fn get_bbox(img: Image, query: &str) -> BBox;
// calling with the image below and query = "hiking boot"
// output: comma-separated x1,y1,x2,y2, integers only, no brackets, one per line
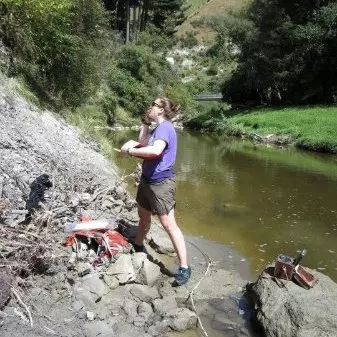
174,266,191,286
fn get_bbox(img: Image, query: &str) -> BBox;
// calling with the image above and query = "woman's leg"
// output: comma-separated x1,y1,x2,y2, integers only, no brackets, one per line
135,205,152,246
157,208,188,268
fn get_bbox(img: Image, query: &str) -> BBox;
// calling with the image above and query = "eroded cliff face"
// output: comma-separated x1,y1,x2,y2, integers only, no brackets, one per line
0,73,118,208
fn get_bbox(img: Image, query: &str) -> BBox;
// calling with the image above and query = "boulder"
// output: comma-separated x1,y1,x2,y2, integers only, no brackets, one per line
106,255,135,284
246,267,337,337
166,307,197,332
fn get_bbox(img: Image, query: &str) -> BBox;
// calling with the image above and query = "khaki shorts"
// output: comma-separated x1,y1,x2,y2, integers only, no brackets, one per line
136,177,176,215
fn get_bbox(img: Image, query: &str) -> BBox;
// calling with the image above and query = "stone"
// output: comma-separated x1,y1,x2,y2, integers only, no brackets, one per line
73,287,97,308
72,299,85,312
152,296,178,317
81,274,110,298
146,320,171,336
246,267,337,337
142,259,161,286
137,301,154,322
106,255,135,284
133,315,146,327
83,321,114,337
103,275,119,289
130,284,160,303
123,298,138,323
132,252,147,271
166,307,198,332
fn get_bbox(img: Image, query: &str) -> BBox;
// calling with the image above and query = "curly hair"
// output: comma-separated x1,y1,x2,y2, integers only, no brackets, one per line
157,96,181,120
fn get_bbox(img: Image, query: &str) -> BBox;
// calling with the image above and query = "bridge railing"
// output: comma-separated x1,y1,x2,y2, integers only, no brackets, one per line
193,93,223,101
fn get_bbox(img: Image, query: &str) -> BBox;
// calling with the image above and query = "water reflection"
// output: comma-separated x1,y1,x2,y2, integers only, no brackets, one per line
107,129,337,281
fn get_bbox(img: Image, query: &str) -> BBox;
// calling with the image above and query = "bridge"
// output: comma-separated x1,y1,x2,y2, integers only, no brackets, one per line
193,93,223,101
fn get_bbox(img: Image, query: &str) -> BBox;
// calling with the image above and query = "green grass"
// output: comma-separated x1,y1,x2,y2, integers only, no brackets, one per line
63,105,107,132
15,78,41,108
229,106,337,153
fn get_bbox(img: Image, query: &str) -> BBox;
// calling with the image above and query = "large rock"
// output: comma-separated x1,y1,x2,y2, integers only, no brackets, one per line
166,307,197,332
106,255,135,284
246,267,337,337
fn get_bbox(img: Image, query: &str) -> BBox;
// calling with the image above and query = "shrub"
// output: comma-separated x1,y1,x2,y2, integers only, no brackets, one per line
108,66,153,116
179,31,198,48
137,28,172,52
107,43,195,119
206,64,218,76
0,0,111,108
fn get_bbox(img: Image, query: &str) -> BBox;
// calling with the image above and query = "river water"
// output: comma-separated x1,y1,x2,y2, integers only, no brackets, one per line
107,129,337,282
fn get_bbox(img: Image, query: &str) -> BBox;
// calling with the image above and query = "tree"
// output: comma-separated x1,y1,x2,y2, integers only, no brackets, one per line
150,0,186,36
220,0,337,106
0,0,111,107
102,0,186,42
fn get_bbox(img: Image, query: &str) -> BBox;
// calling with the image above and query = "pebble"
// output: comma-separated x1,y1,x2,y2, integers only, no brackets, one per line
86,311,95,321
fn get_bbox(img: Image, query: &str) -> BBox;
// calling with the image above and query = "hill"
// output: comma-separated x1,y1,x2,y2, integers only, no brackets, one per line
177,0,250,44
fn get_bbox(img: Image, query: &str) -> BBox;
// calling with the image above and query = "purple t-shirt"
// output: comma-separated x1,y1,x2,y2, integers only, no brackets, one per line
142,121,177,183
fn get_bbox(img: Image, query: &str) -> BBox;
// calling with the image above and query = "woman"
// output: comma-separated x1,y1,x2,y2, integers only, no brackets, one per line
121,96,191,286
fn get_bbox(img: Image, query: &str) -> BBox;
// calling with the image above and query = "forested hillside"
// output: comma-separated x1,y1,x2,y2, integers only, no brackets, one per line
1,0,337,151
0,0,194,126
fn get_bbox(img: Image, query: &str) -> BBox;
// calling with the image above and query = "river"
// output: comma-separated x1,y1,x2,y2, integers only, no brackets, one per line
107,129,337,283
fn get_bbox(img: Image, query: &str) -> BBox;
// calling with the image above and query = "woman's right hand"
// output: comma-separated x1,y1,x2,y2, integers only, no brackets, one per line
142,108,152,125
121,140,141,153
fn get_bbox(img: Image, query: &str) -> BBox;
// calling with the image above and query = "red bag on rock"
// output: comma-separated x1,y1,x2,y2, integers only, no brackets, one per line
274,250,318,289
293,265,318,289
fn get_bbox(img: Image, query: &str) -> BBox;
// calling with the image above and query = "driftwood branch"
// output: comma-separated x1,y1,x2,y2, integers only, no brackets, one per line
185,239,216,337
12,287,33,328
0,176,4,198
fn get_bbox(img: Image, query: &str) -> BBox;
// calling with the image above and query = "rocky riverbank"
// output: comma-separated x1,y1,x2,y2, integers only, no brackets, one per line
0,72,256,337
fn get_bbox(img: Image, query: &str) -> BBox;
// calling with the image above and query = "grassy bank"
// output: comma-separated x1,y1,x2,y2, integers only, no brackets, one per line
186,105,337,154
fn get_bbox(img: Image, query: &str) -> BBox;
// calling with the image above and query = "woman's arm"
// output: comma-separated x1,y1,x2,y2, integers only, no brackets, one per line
138,124,150,146
128,139,166,158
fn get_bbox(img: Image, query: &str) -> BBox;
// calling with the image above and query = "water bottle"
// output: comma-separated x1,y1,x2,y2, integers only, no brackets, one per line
64,219,117,235
293,249,307,267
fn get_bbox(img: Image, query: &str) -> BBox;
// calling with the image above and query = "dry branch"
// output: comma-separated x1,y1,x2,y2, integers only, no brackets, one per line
12,287,33,327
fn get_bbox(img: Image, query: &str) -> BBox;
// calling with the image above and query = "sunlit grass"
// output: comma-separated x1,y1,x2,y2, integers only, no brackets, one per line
230,106,337,152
